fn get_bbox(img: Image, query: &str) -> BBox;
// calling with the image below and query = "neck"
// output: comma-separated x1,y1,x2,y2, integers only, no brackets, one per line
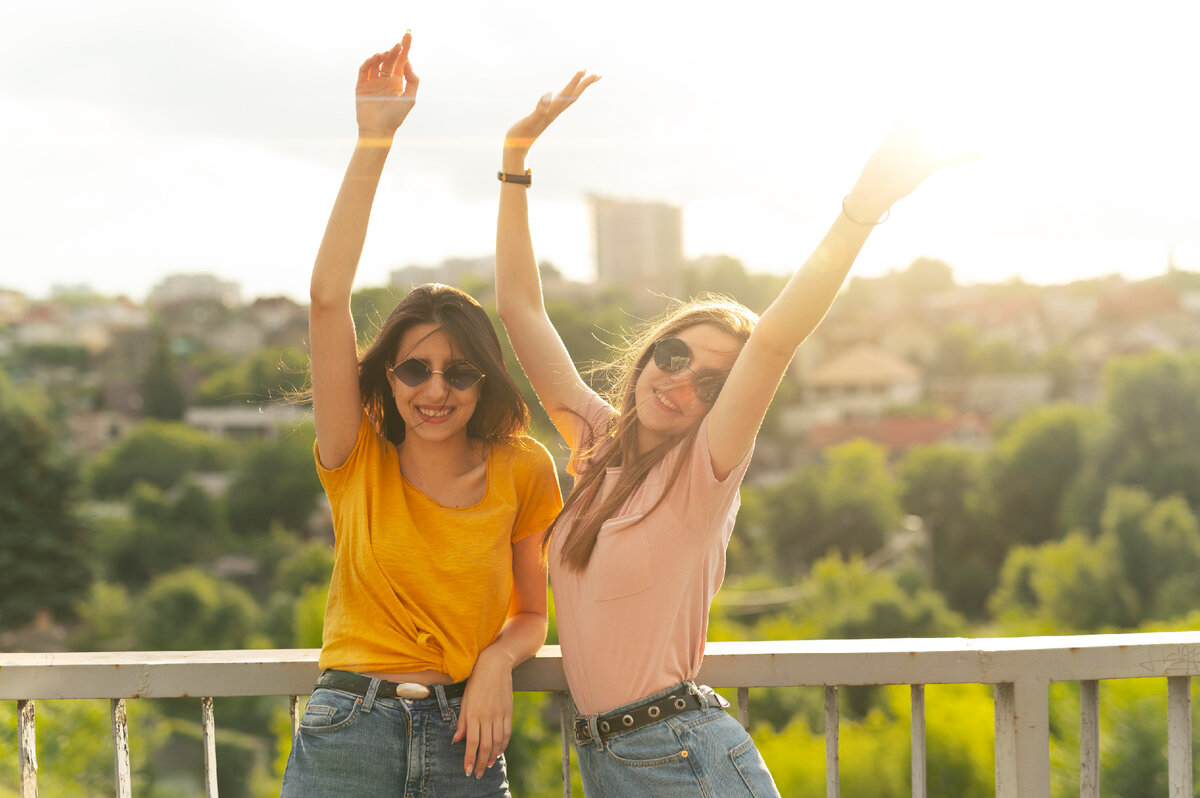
397,432,483,479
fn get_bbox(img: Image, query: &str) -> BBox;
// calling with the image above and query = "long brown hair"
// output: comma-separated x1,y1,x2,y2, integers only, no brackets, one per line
547,294,758,570
358,283,530,444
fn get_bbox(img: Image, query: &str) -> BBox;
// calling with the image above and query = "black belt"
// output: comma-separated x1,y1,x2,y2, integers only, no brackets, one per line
315,670,466,701
573,685,725,745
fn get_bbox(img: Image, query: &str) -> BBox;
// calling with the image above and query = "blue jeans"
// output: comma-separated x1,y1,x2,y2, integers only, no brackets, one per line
280,676,510,798
574,683,780,798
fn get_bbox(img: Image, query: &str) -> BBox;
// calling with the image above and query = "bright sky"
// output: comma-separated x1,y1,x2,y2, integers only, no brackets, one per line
2,1,1198,303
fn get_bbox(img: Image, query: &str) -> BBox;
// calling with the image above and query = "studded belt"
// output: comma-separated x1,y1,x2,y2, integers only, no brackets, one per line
315,669,467,701
572,684,724,745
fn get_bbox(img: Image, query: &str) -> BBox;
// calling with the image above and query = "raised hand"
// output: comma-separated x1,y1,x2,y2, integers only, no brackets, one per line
504,71,600,154
846,122,979,221
355,31,420,139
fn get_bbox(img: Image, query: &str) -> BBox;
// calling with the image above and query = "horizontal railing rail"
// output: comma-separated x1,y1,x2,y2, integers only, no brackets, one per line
4,632,1200,797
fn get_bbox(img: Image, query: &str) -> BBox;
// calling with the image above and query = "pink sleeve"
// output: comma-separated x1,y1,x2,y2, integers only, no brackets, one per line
564,391,618,478
683,414,755,520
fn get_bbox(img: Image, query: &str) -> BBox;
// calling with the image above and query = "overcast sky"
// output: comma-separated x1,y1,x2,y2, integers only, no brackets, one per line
2,1,1198,302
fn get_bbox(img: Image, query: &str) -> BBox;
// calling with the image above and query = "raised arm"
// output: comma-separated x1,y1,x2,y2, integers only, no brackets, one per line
495,72,600,440
706,125,971,477
310,35,419,469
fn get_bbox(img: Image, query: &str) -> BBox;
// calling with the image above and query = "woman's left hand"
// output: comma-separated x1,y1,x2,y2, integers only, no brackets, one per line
453,652,515,779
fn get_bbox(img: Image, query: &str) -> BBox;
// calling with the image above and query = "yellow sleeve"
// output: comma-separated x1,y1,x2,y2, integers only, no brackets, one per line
510,438,564,543
313,411,378,498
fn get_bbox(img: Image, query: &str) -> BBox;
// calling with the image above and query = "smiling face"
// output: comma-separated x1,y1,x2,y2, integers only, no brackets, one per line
632,322,742,450
385,322,481,446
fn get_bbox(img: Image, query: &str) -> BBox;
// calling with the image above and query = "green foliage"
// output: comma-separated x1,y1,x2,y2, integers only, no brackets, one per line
0,371,91,627
194,346,309,405
98,480,224,588
70,581,135,650
988,403,1094,547
751,440,901,576
1099,486,1200,618
142,330,185,419
1101,351,1200,508
0,699,166,797
225,426,322,535
134,569,261,650
88,419,233,498
989,532,1137,633
899,444,1001,616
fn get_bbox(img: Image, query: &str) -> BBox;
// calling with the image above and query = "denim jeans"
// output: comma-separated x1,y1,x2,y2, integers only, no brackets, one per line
280,676,510,798
574,683,780,798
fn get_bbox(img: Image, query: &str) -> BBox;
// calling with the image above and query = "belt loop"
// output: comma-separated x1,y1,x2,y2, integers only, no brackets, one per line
684,680,702,700
434,684,453,721
587,712,603,751
361,677,382,713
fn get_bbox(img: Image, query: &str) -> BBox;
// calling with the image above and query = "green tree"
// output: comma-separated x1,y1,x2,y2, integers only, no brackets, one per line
88,419,232,498
0,370,91,627
100,480,224,587
134,569,261,650
226,426,322,535
141,330,185,419
989,404,1094,547
194,346,309,405
988,532,1137,632
899,445,1002,617
1101,351,1200,508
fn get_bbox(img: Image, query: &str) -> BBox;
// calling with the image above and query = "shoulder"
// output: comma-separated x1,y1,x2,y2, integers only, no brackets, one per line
494,434,557,469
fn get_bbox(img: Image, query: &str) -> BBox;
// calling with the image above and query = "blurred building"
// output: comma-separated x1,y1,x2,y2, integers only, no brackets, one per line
148,273,240,309
589,196,683,300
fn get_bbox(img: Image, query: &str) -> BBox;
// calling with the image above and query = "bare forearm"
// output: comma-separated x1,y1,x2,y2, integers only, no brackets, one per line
495,148,545,320
753,187,886,356
474,610,548,674
310,139,392,309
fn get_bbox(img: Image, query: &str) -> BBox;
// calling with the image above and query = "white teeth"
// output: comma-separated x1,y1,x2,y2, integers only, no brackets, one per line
654,389,678,411
420,407,452,417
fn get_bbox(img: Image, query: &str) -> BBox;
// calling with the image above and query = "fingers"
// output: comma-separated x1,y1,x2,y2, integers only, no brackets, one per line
401,59,420,98
463,720,480,777
472,723,494,778
382,30,412,79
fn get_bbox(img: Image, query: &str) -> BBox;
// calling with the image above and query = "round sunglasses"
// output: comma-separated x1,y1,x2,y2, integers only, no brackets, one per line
390,358,485,391
650,337,728,405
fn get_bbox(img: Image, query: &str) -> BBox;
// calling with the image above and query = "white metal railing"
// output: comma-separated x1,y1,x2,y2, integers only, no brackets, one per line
3,633,1200,797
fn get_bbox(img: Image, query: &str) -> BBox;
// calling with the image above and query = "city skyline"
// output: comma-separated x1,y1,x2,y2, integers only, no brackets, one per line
3,1,1199,302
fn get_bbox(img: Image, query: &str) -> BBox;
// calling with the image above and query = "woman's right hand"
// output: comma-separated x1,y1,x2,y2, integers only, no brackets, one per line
503,71,600,156
355,31,420,139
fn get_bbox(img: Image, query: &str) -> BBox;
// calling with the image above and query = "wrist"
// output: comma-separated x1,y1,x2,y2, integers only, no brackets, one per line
501,151,528,173
475,645,517,672
357,129,395,148
841,188,890,226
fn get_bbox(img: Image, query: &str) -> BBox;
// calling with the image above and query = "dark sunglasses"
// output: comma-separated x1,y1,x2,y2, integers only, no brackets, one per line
650,337,727,405
390,358,485,391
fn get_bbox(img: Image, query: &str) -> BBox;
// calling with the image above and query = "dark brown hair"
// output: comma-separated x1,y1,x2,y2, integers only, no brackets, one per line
359,283,529,444
547,294,757,570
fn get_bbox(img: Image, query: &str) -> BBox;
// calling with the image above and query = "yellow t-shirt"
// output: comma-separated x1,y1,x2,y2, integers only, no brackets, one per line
314,413,562,681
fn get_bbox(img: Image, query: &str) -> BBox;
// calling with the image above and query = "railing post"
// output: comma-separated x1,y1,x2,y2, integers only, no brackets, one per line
911,685,926,798
737,687,750,731
825,686,839,798
994,678,1050,798
1079,680,1099,798
111,698,132,798
202,697,219,797
1167,676,1192,798
18,699,37,798
289,695,301,740
559,692,572,798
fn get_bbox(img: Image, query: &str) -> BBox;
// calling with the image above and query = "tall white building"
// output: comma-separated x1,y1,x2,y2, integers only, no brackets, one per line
589,196,683,301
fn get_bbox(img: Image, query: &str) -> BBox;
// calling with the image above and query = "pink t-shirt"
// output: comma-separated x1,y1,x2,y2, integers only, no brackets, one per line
549,391,754,715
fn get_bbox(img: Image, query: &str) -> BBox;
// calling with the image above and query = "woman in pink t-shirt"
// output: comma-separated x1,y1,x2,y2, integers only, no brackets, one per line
495,73,968,796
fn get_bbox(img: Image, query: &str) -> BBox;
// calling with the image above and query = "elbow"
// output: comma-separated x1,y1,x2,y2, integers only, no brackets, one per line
309,283,348,315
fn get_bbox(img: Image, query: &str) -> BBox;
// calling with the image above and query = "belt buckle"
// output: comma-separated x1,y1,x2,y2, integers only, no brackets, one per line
572,717,592,746
393,682,431,700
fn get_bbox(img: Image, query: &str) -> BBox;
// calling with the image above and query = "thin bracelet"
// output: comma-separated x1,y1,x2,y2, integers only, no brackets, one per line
841,195,890,226
497,169,532,187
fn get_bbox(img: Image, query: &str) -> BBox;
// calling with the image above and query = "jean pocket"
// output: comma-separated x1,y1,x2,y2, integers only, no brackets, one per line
299,689,362,733
604,724,690,767
729,736,778,798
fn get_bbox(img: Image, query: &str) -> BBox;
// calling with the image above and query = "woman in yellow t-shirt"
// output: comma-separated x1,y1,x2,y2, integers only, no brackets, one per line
280,33,562,797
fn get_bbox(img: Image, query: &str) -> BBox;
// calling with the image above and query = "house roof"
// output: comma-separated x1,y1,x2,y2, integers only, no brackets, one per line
805,343,921,387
